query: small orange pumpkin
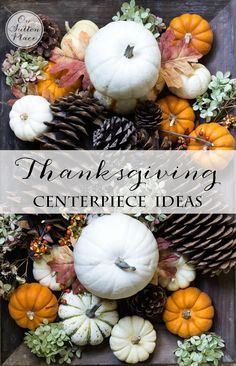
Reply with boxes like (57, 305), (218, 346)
(169, 14), (213, 55)
(163, 287), (214, 338)
(37, 61), (81, 103)
(8, 283), (58, 330)
(158, 95), (195, 142)
(188, 123), (235, 151)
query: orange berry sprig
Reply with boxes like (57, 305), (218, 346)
(59, 214), (86, 246)
(29, 224), (52, 259)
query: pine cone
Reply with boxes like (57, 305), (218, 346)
(29, 14), (61, 58)
(127, 284), (167, 321)
(93, 117), (137, 150)
(135, 101), (162, 130)
(160, 136), (172, 150)
(156, 214), (236, 277)
(135, 129), (159, 150)
(36, 92), (110, 149)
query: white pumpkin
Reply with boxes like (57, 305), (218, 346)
(59, 292), (119, 346)
(110, 316), (156, 364)
(169, 64), (211, 99)
(9, 95), (52, 141)
(61, 20), (99, 60)
(74, 214), (158, 300)
(158, 256), (196, 291)
(85, 21), (161, 100)
(94, 75), (165, 114)
(33, 254), (60, 291)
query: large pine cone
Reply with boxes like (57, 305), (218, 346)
(127, 284), (167, 321)
(29, 14), (61, 58)
(37, 92), (110, 149)
(93, 117), (137, 150)
(156, 214), (236, 276)
(135, 100), (163, 131)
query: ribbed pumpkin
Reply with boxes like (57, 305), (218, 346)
(163, 287), (214, 338)
(158, 95), (195, 142)
(8, 283), (58, 330)
(37, 62), (81, 102)
(169, 14), (213, 56)
(188, 123), (235, 150)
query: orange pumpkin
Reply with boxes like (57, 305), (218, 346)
(188, 123), (235, 151)
(158, 95), (195, 142)
(37, 62), (81, 103)
(8, 283), (58, 330)
(163, 287), (214, 338)
(169, 14), (213, 55)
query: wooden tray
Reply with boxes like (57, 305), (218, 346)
(0, 0), (236, 365)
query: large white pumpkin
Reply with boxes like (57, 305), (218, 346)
(59, 292), (118, 346)
(85, 21), (161, 100)
(169, 64), (211, 99)
(74, 214), (159, 300)
(9, 95), (52, 141)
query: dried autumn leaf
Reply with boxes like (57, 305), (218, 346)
(157, 237), (179, 279)
(160, 29), (202, 88)
(49, 246), (76, 287)
(49, 43), (90, 90)
(8, 84), (38, 106)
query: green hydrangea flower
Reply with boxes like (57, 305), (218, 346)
(24, 321), (81, 364)
(113, 0), (166, 39)
(175, 333), (225, 366)
(193, 71), (236, 122)
(2, 49), (47, 93)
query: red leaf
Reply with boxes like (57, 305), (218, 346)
(49, 246), (76, 287)
(157, 237), (171, 250)
(160, 29), (202, 88)
(157, 237), (179, 280)
(50, 46), (90, 90)
(7, 99), (17, 106)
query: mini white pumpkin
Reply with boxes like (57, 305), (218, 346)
(33, 254), (60, 291)
(94, 75), (165, 115)
(61, 20), (99, 60)
(33, 246), (75, 291)
(59, 292), (119, 346)
(158, 256), (196, 291)
(85, 21), (161, 100)
(169, 64), (211, 99)
(9, 95), (52, 141)
(74, 214), (158, 300)
(110, 316), (156, 364)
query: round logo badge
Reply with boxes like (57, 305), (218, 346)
(5, 10), (44, 48)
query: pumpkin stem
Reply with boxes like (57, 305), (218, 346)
(20, 113), (28, 121)
(124, 45), (135, 59)
(182, 310), (192, 320)
(115, 257), (136, 272)
(65, 21), (71, 33)
(160, 129), (214, 148)
(169, 113), (176, 126)
(131, 336), (141, 345)
(185, 32), (192, 44)
(26, 310), (35, 321)
(85, 303), (102, 318)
